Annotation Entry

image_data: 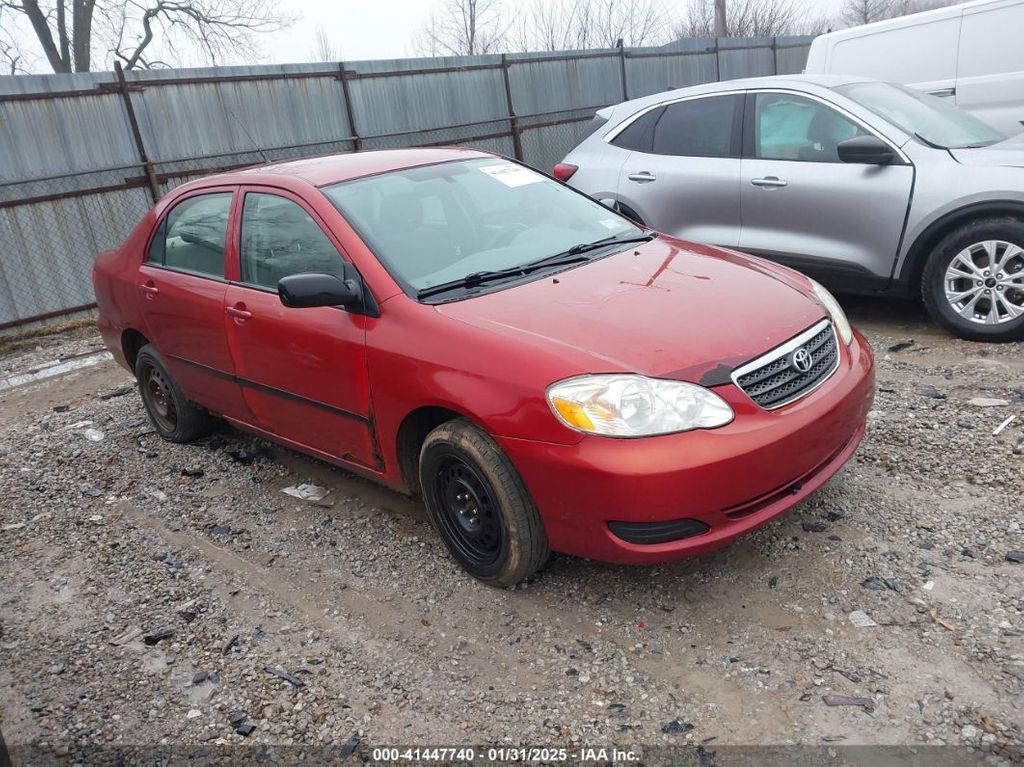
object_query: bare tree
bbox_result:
[840,0,957,26]
[509,0,670,52]
[310,24,340,62]
[1,0,292,73]
[677,0,800,37]
[413,0,509,57]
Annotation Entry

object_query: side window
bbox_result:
[157,193,232,278]
[755,93,867,163]
[240,193,346,290]
[651,95,740,158]
[611,107,664,152]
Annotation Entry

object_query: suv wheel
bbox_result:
[419,419,549,586]
[922,218,1024,341]
[135,345,214,443]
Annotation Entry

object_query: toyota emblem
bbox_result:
[790,347,813,373]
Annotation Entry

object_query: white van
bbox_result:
[804,0,1024,134]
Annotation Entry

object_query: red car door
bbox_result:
[137,188,251,421]
[222,186,378,470]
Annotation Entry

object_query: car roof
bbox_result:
[608,73,876,114]
[179,147,494,191]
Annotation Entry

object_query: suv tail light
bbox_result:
[552,163,578,182]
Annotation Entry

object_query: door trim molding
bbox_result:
[166,354,371,425]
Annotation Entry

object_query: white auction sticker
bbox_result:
[479,163,544,187]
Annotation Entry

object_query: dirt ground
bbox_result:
[0,298,1021,765]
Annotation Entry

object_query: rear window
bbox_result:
[611,107,664,152]
[579,114,609,142]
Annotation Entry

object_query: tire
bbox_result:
[419,419,549,586]
[921,218,1024,342]
[135,345,213,443]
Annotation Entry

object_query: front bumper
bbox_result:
[497,330,874,565]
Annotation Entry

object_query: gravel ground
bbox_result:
[0,298,1021,764]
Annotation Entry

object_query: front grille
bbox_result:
[732,320,839,410]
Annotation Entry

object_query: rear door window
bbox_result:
[651,95,741,157]
[152,193,232,278]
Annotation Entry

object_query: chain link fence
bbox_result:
[0,36,813,330]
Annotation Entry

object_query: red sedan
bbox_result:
[93,148,874,585]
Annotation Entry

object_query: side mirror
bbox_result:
[837,135,897,165]
[278,270,362,309]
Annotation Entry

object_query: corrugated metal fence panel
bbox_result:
[347,55,509,148]
[775,37,813,75]
[507,49,624,115]
[625,40,719,96]
[0,72,140,186]
[0,187,151,324]
[718,37,778,80]
[124,64,353,175]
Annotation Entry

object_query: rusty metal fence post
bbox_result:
[338,62,362,152]
[113,61,160,203]
[500,54,524,161]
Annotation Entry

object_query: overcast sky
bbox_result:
[270,0,845,63]
[3,0,848,72]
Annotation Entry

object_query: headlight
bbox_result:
[546,374,734,437]
[809,279,853,345]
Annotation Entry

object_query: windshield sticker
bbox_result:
[479,163,544,187]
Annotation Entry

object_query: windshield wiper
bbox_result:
[416,232,656,300]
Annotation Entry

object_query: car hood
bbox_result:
[435,236,827,384]
[950,134,1024,168]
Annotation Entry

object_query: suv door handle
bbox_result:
[627,171,657,183]
[140,282,159,299]
[225,304,252,322]
[751,176,788,188]
[929,87,956,98]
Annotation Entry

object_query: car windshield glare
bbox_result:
[836,81,1005,149]
[322,158,642,295]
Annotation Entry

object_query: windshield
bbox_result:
[836,81,1005,149]
[322,158,642,296]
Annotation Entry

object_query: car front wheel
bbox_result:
[419,419,549,586]
[922,218,1024,341]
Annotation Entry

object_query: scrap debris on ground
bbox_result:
[0,298,1021,762]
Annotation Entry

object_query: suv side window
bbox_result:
[240,193,346,290]
[149,193,232,278]
[610,107,664,152]
[651,95,740,157]
[754,93,867,163]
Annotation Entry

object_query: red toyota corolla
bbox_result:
[93,148,874,585]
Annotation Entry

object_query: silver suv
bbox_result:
[557,75,1024,341]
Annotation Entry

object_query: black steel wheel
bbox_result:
[419,419,549,586]
[134,345,213,443]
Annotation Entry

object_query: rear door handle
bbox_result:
[627,171,657,183]
[750,176,788,188]
[140,282,159,299]
[225,305,252,322]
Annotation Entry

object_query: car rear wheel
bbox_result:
[135,345,213,443]
[419,419,549,586]
[922,218,1024,341]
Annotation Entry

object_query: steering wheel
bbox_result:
[485,223,529,250]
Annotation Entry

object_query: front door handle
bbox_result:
[750,176,788,188]
[929,87,956,98]
[225,304,252,322]
[627,171,657,183]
